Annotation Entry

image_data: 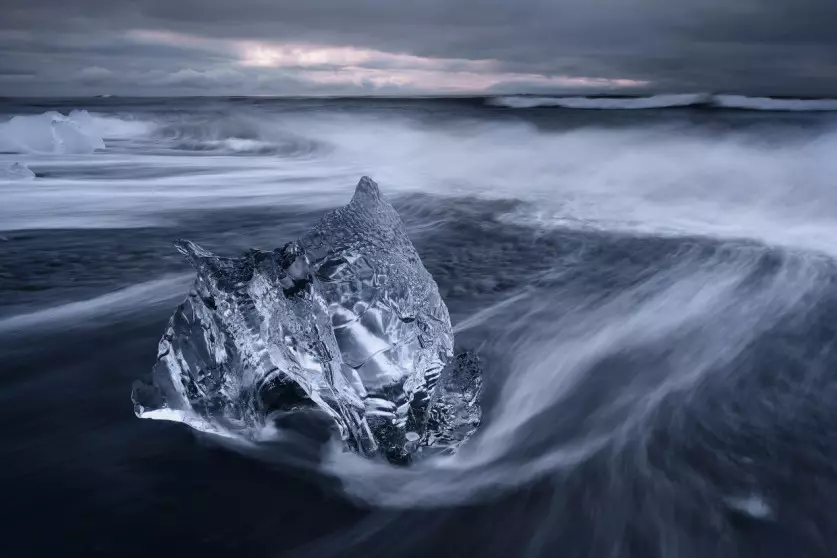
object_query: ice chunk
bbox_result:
[420,351,483,455]
[0,162,35,181]
[0,110,105,154]
[724,494,773,519]
[132,177,480,462]
[132,238,374,451]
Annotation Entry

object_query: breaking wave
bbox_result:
[490,93,837,111]
[153,114,327,156]
[0,109,326,157]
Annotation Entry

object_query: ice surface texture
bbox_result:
[132,177,481,462]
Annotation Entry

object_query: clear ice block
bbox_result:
[132,177,481,462]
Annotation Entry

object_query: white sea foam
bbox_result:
[715,95,837,111]
[321,242,823,508]
[72,110,155,138]
[489,93,709,109]
[4,107,837,258]
[0,274,191,335]
[308,112,837,256]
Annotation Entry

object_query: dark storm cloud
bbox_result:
[2,0,836,95]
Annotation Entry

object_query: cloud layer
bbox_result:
[2,0,836,96]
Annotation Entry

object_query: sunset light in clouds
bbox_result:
[128,30,647,93]
[239,41,647,91]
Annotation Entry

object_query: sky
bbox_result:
[2,0,836,97]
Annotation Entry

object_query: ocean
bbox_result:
[3,95,837,557]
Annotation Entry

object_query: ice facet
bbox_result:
[132,177,480,462]
[421,351,483,454]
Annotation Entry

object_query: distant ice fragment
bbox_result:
[724,494,773,519]
[132,177,482,462]
[0,162,35,181]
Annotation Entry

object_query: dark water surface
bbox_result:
[3,97,837,557]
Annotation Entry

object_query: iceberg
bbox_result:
[132,177,481,462]
[0,110,105,154]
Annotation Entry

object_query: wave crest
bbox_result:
[489,93,709,110]
[153,114,328,156]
